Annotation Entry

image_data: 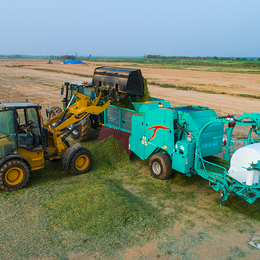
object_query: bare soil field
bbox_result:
[0,59,260,260]
[1,59,260,116]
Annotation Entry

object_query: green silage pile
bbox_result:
[112,77,151,110]
[0,136,166,259]
[43,177,163,243]
[1,136,260,259]
[135,77,151,102]
[41,136,165,256]
[89,135,130,172]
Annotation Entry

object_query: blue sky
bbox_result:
[0,0,259,57]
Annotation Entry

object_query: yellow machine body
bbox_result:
[0,92,110,191]
[44,92,110,155]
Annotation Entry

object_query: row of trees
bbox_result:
[144,55,260,61]
[0,55,25,59]
[1,54,259,61]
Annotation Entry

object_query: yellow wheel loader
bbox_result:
[0,92,110,191]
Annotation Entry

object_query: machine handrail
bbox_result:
[196,154,228,185]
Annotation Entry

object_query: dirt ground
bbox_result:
[1,59,260,116]
[1,59,260,259]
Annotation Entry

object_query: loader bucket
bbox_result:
[92,67,144,101]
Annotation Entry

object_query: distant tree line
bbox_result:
[144,55,259,61]
[0,55,24,59]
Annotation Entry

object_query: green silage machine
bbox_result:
[99,100,260,205]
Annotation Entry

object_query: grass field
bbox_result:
[3,56,260,75]
[80,57,260,74]
[1,137,260,259]
[1,58,260,259]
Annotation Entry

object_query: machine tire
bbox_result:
[49,106,62,129]
[149,153,172,180]
[0,159,30,191]
[68,148,93,175]
[70,117,98,142]
[49,106,62,118]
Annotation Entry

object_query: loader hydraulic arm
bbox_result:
[45,92,110,154]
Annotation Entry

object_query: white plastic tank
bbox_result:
[228,143,260,186]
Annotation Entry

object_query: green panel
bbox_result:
[200,124,223,157]
[104,105,135,133]
[163,109,177,156]
[132,100,171,114]
[144,109,166,159]
[174,106,224,157]
[129,105,177,160]
[172,140,195,173]
[129,114,145,159]
[144,108,177,159]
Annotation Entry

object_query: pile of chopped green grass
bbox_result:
[1,136,260,259]
[43,177,164,244]
[172,172,208,187]
[215,194,260,219]
[0,136,166,259]
[112,77,151,110]
[86,135,131,173]
[135,77,151,102]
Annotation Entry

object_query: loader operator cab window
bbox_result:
[72,85,84,94]
[0,110,16,158]
[16,108,41,147]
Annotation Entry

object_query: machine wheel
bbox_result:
[149,153,172,180]
[70,117,98,142]
[0,160,30,191]
[69,148,93,175]
[49,106,62,129]
[49,106,62,118]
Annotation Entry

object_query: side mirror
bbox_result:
[61,86,64,95]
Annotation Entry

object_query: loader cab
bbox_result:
[61,81,95,109]
[0,103,48,158]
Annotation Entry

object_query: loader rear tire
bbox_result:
[49,106,62,129]
[0,160,30,191]
[69,148,93,175]
[70,117,98,142]
[149,153,172,180]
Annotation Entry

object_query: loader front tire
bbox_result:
[0,160,30,191]
[70,117,98,142]
[69,148,93,175]
[49,106,62,129]
[149,153,172,180]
